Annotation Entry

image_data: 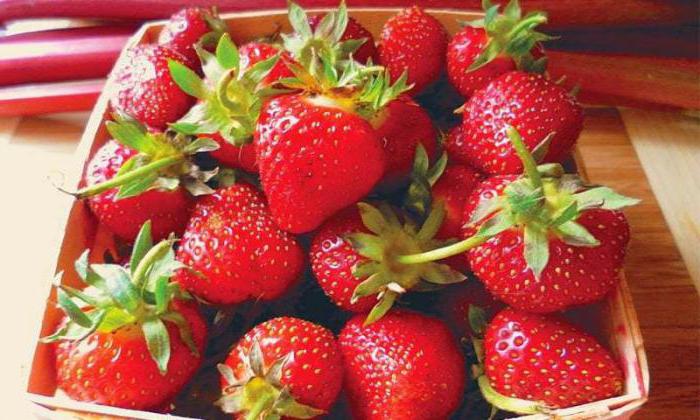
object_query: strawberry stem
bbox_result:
[397,235,487,265]
[75,155,184,198]
[245,392,275,420]
[477,375,546,415]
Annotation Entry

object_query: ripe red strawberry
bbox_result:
[308,13,379,63]
[175,183,305,305]
[436,281,504,342]
[432,157,484,239]
[83,140,192,242]
[217,317,344,418]
[46,223,208,410]
[371,95,437,190]
[110,44,196,130]
[158,7,227,62]
[396,128,638,313]
[379,6,448,95]
[255,94,385,233]
[447,71,584,175]
[239,41,295,86]
[446,0,550,97]
[170,35,283,174]
[310,202,466,322]
[480,308,623,411]
[338,310,466,420]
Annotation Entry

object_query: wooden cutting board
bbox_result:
[0,107,697,419]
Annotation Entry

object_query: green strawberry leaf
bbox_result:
[364,291,398,326]
[142,316,171,374]
[90,264,140,313]
[130,221,153,276]
[523,224,549,278]
[168,59,207,99]
[573,186,641,210]
[97,307,136,333]
[57,288,93,328]
[215,34,240,70]
[556,220,600,247]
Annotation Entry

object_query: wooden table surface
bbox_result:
[0,107,697,419]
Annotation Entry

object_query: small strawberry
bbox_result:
[379,6,448,95]
[169,34,283,173]
[432,157,484,239]
[217,317,344,419]
[158,7,227,63]
[436,280,504,342]
[447,70,584,175]
[338,310,466,420]
[310,202,465,323]
[255,93,384,234]
[239,41,295,86]
[76,113,218,242]
[371,94,437,190]
[397,128,638,313]
[477,308,623,413]
[111,44,196,130]
[175,182,305,305]
[308,13,379,63]
[446,0,550,97]
[45,222,207,410]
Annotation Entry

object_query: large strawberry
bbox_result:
[398,128,638,313]
[308,12,379,63]
[175,182,305,305]
[379,6,448,95]
[310,202,465,323]
[111,44,196,130]
[447,70,583,175]
[44,222,207,410]
[447,0,550,97]
[158,7,227,62]
[476,308,623,413]
[338,310,466,420]
[76,113,218,242]
[217,317,344,418]
[169,34,282,173]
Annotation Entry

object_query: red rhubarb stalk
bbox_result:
[0,79,103,116]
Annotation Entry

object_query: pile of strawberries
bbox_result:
[44,2,640,419]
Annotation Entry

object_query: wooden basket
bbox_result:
[25,8,649,420]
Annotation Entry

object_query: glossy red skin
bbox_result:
[308,14,379,64]
[449,71,583,175]
[462,176,630,313]
[205,132,258,173]
[175,183,305,305]
[436,281,505,342]
[158,7,214,63]
[55,300,207,410]
[239,41,295,86]
[222,317,344,415]
[310,207,376,313]
[339,310,465,420]
[446,26,516,98]
[379,6,448,95]
[255,94,385,234]
[432,155,484,240]
[110,44,196,130]
[484,308,624,407]
[372,96,437,190]
[84,140,192,242]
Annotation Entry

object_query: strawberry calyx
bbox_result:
[42,222,198,374]
[403,143,448,221]
[216,339,324,420]
[467,0,552,73]
[74,112,219,200]
[170,33,284,147]
[346,202,466,325]
[467,306,549,415]
[398,126,639,278]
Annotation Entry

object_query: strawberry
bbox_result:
[77,114,218,242]
[478,308,623,413]
[432,157,484,239]
[379,6,448,95]
[45,222,207,410]
[308,13,379,63]
[217,317,344,418]
[397,128,638,313]
[110,44,196,130]
[239,41,295,86]
[158,7,227,63]
[338,310,466,420]
[372,94,437,190]
[310,202,465,323]
[436,280,504,342]
[169,34,282,173]
[255,93,384,234]
[447,70,584,175]
[446,0,550,97]
[175,182,305,305]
